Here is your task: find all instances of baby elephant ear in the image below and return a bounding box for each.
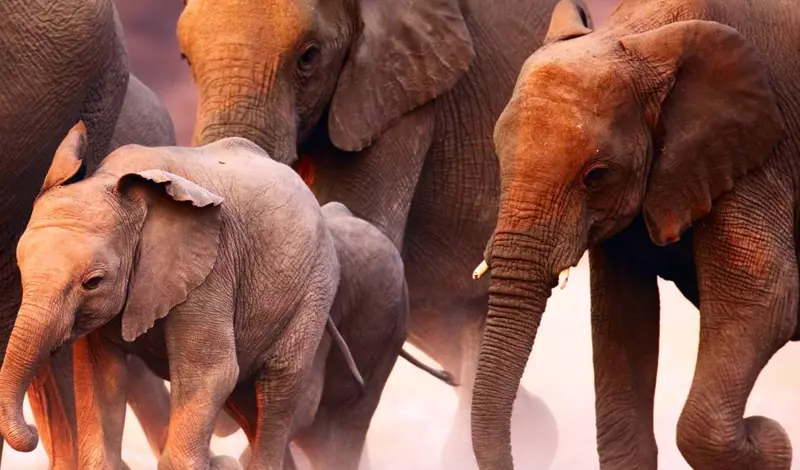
[543,0,593,44]
[116,170,224,342]
[39,121,89,196]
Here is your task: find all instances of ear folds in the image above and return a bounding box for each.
[543,0,594,44]
[328,0,473,152]
[619,20,784,245]
[116,170,224,342]
[39,121,89,196]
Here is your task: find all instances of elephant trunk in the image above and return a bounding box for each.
[471,230,557,470]
[0,301,72,452]
[192,61,297,165]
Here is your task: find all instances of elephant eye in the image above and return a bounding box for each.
[81,275,104,291]
[582,165,610,189]
[298,44,321,73]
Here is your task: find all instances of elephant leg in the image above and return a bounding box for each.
[27,345,78,469]
[293,348,398,470]
[589,242,660,469]
[73,332,129,469]
[677,190,796,470]
[125,354,170,457]
[160,313,239,470]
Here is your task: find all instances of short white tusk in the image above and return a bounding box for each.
[473,260,489,280]
[558,268,570,290]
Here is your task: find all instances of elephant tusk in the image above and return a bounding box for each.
[473,260,489,280]
[558,268,570,290]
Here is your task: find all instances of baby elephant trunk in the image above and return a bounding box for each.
[0,303,72,452]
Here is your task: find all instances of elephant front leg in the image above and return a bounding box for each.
[589,243,660,469]
[160,312,239,470]
[27,345,78,469]
[677,191,796,470]
[73,332,129,469]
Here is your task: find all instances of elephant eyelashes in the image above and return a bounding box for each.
[582,165,610,189]
[81,275,103,291]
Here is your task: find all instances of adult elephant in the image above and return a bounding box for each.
[177,0,572,467]
[473,0,800,469]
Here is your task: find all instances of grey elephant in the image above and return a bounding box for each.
[290,201,409,469]
[0,127,355,470]
[471,0,800,469]
[0,0,127,466]
[177,0,563,466]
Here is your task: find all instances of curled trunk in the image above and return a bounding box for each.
[471,232,554,470]
[0,303,72,452]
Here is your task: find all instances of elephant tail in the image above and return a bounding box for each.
[326,316,365,391]
[399,349,458,387]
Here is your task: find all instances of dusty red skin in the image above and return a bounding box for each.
[294,154,316,188]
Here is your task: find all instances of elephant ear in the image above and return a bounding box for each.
[39,121,89,197]
[543,0,593,44]
[619,20,784,246]
[116,170,224,342]
[328,0,473,152]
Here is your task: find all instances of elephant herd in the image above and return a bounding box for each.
[1,0,800,468]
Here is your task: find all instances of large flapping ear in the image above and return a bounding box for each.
[619,20,784,246]
[116,170,224,342]
[39,121,89,196]
[328,0,473,152]
[543,0,593,44]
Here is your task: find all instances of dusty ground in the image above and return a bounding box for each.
[4,255,800,469]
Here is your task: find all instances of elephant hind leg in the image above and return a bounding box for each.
[293,351,396,470]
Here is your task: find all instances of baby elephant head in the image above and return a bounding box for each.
[0,122,224,452]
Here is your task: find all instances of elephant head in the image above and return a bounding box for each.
[178,0,473,163]
[0,123,224,452]
[471,1,784,468]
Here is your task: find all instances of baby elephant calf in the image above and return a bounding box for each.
[286,201,409,470]
[0,124,342,470]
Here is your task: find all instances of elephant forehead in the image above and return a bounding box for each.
[188,0,312,53]
[29,186,119,233]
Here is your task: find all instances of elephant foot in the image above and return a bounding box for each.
[677,415,791,470]
[441,387,558,470]
[211,454,243,470]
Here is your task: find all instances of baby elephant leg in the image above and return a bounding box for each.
[295,327,404,469]
[126,355,170,457]
[159,309,239,470]
[248,308,328,470]
[73,332,129,469]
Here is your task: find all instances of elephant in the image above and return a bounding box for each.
[177,0,563,466]
[0,0,128,466]
[0,126,385,470]
[239,201,412,470]
[471,0,800,469]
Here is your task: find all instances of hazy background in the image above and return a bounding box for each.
[6,0,800,468]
